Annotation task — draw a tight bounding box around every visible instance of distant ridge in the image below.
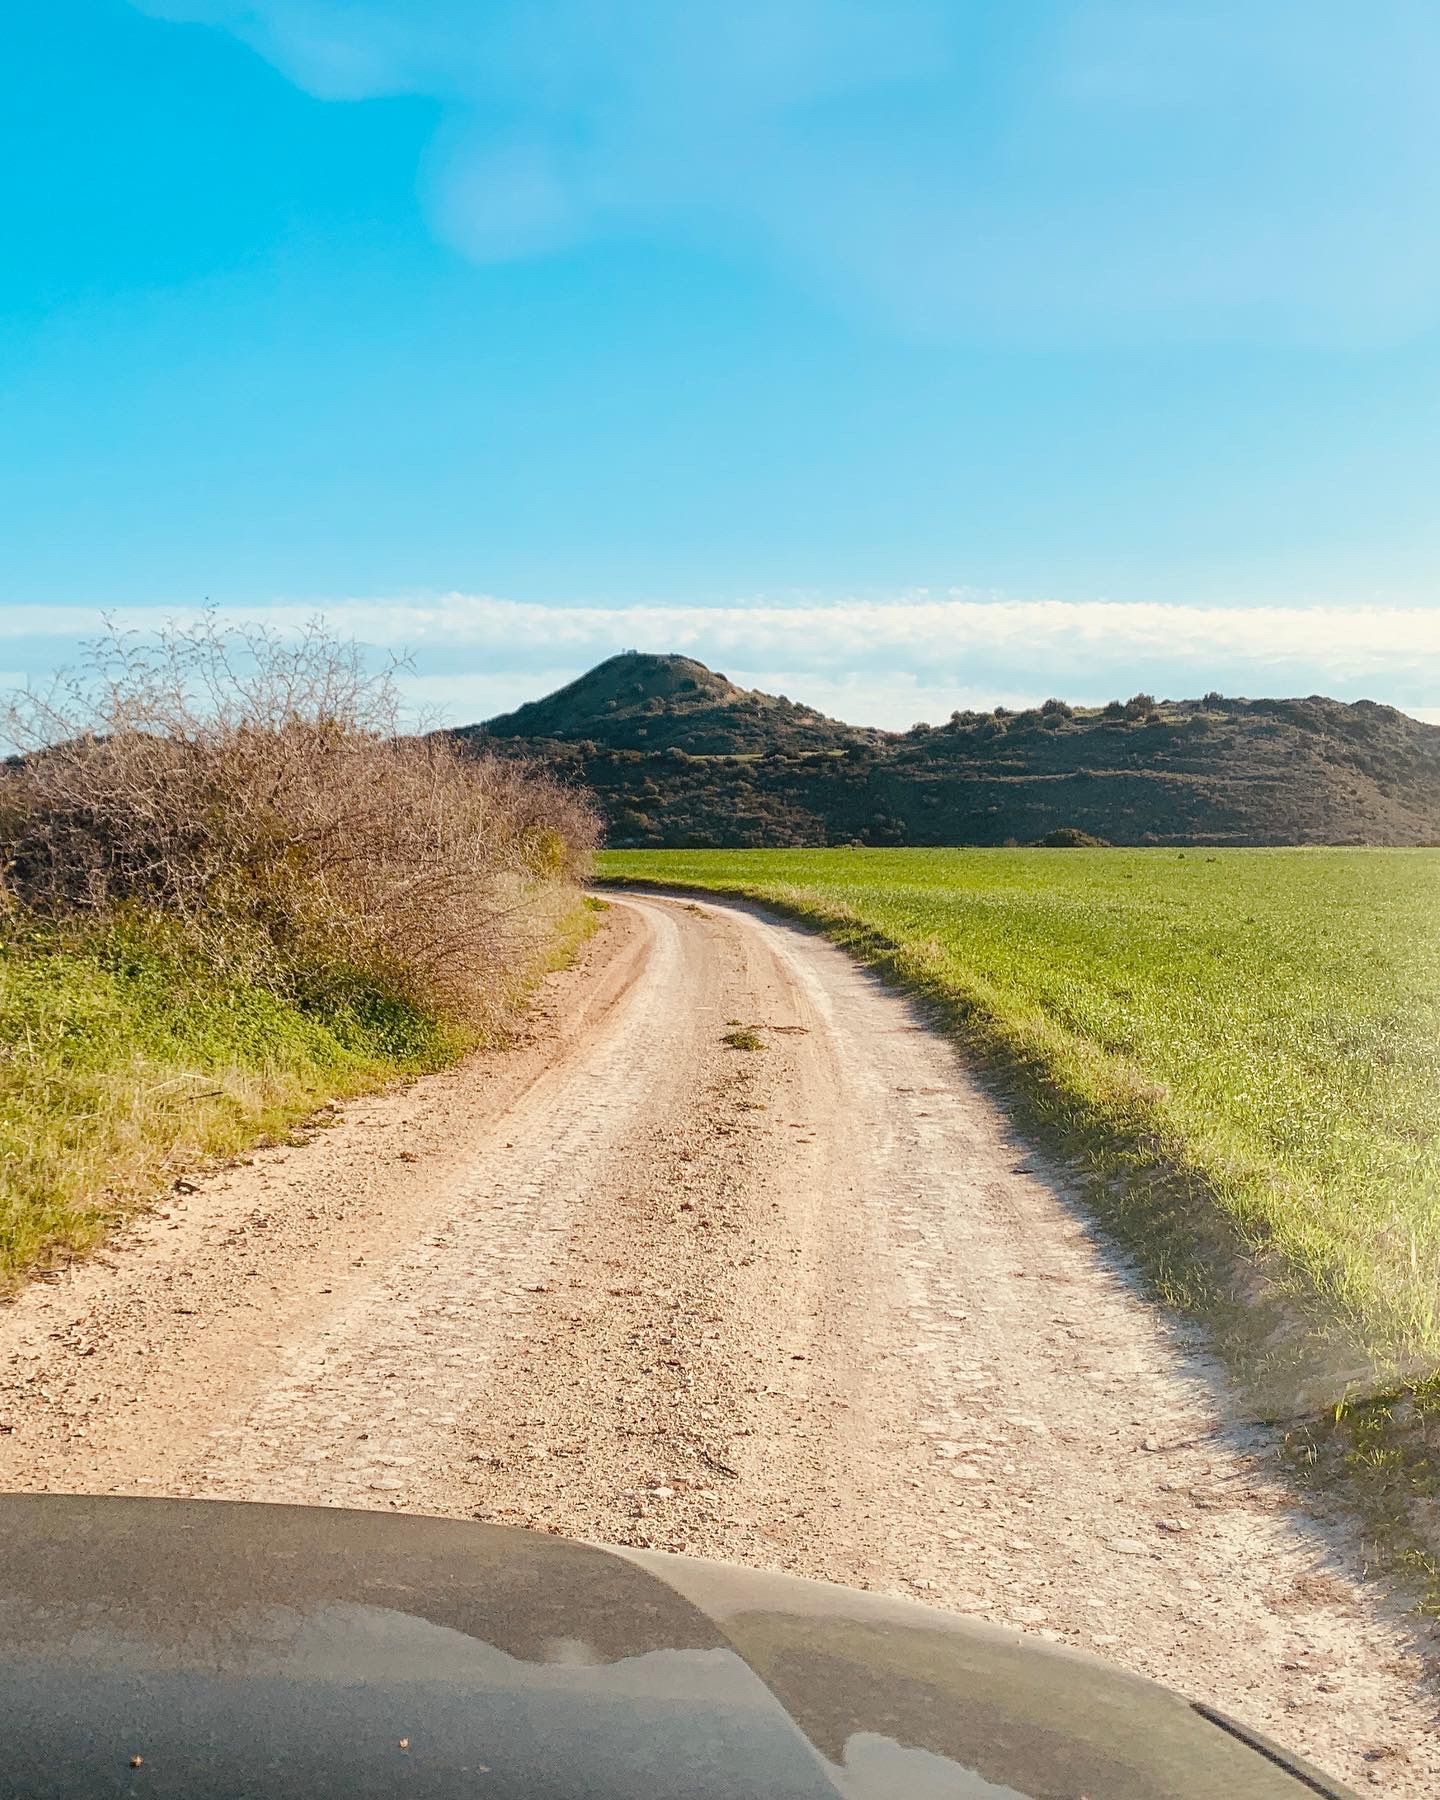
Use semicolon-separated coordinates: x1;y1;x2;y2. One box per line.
456;653;1440;849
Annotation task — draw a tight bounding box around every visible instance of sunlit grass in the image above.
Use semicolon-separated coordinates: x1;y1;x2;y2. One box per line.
0;898;600;1287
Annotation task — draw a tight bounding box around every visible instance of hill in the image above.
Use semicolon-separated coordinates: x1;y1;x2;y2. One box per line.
481;651;877;756
457;653;1440;848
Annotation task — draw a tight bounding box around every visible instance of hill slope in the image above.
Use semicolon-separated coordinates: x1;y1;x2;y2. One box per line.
459;654;1440;848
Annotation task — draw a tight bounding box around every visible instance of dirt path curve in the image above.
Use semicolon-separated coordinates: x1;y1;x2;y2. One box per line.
1;892;1434;1791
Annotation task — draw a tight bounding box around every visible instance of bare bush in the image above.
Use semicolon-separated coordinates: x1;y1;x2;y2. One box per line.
0;618;599;1024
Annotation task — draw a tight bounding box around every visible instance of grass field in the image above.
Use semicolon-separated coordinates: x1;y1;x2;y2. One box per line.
600;848;1440;1397
0;904;597;1288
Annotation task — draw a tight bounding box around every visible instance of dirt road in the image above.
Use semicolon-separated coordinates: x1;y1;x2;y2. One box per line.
1;893;1434;1791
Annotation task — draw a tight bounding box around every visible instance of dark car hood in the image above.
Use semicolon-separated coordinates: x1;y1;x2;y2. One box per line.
0;1496;1350;1799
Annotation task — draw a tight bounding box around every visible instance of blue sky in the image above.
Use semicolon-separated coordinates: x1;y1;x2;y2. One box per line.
4;0;1439;726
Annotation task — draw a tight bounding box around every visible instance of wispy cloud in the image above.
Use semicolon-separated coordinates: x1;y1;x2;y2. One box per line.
131;1;1440;343
6;594;1437;730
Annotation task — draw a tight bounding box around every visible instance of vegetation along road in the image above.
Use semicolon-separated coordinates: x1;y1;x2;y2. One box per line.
1;889;1434;1793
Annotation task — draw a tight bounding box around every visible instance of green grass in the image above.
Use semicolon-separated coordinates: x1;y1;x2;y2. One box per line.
0;900;599;1288
600;848;1440;1389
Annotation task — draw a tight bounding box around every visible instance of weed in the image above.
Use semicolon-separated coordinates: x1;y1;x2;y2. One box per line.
722;1027;765;1052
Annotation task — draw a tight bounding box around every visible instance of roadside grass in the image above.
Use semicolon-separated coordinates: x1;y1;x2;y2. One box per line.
599;847;1440;1592
0;898;601;1290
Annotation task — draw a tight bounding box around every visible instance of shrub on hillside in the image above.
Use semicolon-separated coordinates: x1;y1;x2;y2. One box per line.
0;619;598;1027
1033;826;1112;847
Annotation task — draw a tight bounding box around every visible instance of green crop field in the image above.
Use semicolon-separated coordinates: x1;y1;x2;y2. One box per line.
600;848;1440;1390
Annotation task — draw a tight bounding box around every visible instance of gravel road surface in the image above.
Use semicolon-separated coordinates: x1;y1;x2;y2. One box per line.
1;892;1434;1792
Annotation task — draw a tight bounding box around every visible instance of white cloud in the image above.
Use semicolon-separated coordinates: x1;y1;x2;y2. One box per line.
7;593;1436;730
271;590;1440;681
709;670;1045;732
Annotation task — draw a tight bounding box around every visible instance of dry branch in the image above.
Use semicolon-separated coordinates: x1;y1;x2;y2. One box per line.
0;617;599;1026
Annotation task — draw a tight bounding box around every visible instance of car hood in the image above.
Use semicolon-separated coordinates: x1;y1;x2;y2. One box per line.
0;1496;1351;1799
